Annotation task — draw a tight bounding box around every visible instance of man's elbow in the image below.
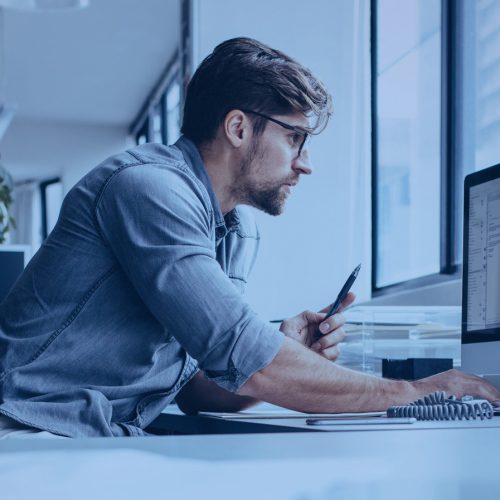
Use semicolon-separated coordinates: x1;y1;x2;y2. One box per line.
175;396;200;416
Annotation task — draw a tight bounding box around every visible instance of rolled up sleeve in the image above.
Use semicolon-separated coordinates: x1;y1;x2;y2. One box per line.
95;163;283;392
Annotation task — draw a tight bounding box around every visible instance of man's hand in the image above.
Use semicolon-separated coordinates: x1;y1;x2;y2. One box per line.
279;292;355;361
412;369;500;405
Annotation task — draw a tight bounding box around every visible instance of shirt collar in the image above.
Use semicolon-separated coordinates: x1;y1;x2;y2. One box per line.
174;136;240;239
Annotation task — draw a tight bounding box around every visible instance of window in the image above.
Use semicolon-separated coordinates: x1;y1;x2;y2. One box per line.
165;79;181;145
40;178;63;240
130;54;182;147
373;0;442;288
372;0;500;293
131;1;189;147
454;0;500;262
150;103;163;144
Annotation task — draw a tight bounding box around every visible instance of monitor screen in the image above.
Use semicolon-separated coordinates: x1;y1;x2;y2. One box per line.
0;246;28;304
462;163;500;343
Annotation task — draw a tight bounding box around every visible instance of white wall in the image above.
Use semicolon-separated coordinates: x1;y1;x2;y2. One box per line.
2;118;131;193
2;117;131;251
193;0;372;319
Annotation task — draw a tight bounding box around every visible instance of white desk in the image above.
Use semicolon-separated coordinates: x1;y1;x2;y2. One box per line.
1;415;499;499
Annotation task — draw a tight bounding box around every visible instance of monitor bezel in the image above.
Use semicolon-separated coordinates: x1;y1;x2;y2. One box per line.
462;162;500;344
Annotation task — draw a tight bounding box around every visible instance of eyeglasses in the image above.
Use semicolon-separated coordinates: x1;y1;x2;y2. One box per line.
241;109;310;157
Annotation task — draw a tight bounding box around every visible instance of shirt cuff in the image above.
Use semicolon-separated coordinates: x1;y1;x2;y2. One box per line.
203;320;284;393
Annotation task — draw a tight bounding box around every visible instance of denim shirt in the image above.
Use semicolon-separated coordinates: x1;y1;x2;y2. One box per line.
0;137;283;437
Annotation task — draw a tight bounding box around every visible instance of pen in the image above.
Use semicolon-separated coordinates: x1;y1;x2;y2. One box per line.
306;417;416;426
314;263;361;340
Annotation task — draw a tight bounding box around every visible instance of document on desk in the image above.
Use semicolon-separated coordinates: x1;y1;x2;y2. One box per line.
199;402;385;420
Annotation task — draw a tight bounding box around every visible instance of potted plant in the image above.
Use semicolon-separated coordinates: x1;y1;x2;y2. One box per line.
0;162;15;244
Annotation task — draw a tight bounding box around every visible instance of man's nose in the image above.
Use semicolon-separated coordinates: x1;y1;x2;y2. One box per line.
293;148;312;175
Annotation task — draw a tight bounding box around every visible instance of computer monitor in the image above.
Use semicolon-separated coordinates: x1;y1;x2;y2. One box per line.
0;245;29;304
461;163;500;389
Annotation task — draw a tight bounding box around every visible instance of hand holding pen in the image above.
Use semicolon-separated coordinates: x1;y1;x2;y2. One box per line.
311;264;361;357
278;264;360;362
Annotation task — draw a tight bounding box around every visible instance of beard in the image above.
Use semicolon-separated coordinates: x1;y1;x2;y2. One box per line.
232;138;294;216
240;183;288;216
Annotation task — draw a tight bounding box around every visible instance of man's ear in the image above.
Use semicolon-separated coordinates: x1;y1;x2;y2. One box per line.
223;110;250;148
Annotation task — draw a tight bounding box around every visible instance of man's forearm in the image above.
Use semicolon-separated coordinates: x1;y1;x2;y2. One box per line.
238;337;418;413
180;335;499;416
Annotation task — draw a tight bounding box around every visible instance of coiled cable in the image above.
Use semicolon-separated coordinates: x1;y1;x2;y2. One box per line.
387;392;494;421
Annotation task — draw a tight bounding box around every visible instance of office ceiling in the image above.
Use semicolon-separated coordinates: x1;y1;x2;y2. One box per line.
0;0;180;126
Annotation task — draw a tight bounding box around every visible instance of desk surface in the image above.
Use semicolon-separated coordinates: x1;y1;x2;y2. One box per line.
1;417;499;458
149;401;500;434
1;417;499;499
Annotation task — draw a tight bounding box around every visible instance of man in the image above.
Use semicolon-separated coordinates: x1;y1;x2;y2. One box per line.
0;38;498;438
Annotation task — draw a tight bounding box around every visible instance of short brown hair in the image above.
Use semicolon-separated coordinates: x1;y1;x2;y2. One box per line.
181;37;332;145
